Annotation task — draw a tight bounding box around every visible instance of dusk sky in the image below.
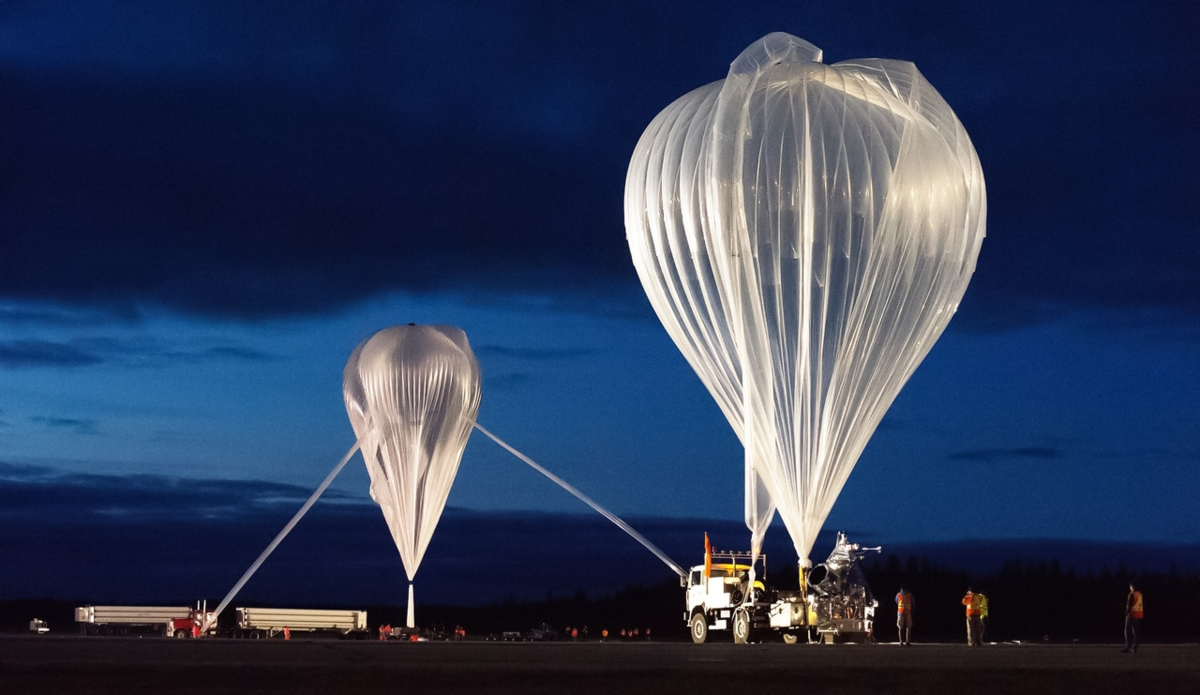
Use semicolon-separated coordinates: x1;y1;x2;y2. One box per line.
2;1;1198;604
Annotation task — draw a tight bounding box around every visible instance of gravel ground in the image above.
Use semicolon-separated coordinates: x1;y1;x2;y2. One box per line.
2;636;1197;694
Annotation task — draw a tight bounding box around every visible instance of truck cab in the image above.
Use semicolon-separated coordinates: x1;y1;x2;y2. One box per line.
685;552;772;644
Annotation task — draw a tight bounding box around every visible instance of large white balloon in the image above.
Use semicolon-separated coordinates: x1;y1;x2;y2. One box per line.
623;70;776;556
343;324;481;626
625;33;985;568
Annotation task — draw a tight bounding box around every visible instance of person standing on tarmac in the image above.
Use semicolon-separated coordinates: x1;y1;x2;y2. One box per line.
976;591;989;644
962;589;982;646
895;586;914;646
1122;582;1144;653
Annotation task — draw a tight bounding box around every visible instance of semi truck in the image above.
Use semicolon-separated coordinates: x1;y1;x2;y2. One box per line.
75;605;213;638
232;607;369;639
685;531;880;644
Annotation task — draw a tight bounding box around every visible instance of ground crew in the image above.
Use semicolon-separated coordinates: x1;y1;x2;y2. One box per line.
962;589;982;646
976;592;989;643
895;586;914;646
283;625;290;641
1122;582;1143;653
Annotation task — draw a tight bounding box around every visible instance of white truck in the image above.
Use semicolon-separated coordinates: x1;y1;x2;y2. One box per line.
75;605;213;638
232;607;369;639
685;532;880;644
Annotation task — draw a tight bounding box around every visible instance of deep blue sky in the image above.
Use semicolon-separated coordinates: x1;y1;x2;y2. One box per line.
2;1;1198;603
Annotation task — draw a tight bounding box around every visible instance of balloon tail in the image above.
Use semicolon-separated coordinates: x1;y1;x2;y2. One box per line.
407;583;416;629
472;422;685;577
203;437;363;632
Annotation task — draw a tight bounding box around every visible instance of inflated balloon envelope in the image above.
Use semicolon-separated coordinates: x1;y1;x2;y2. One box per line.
343;324;482;628
206;322;679;635
626;33;985;574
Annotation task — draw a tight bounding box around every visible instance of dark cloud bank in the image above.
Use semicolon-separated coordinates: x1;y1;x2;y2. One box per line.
2;1;1197;327
0;335;277;369
2;462;1193;606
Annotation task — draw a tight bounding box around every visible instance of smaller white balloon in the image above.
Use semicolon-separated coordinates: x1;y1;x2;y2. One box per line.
343;324;481;626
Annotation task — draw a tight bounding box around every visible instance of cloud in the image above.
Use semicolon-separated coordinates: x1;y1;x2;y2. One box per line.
1;1;1196;328
482;371;536;391
160;344;277;364
476;345;603;361
0;52;632;319
0;302;144;327
0;340;104;368
947;447;1063;464
0;460;357;521
0;336;276;370
29;416;100;435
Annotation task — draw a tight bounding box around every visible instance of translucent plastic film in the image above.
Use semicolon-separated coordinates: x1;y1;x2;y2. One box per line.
623;75;776;557
625;33;985;566
343;325;481;613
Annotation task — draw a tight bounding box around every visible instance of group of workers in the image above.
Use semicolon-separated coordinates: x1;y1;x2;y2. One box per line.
578;626;651;641
960;588;990;646
893;582;1143;650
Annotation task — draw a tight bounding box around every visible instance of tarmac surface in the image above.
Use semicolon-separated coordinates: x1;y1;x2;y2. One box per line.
2;636;1198;694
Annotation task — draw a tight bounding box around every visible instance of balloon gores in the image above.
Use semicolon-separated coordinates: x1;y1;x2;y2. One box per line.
625;32;986;570
343;324;482;628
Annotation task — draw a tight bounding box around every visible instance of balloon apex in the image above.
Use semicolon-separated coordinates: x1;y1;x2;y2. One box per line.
730;32;823;79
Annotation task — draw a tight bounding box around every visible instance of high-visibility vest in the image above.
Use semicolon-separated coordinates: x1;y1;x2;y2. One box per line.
1130;591;1144;619
896;592;912;613
962;593;979;616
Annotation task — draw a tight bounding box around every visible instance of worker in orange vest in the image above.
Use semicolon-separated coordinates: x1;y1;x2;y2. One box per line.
1122;582;1144;653
895;586;914;646
283;625;290;641
962;589;982;646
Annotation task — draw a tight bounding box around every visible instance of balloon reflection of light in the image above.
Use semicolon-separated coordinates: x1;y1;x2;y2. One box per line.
626;33;985;577
344;324;481;629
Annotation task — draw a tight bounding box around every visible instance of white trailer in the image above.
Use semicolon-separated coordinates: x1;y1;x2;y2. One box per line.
75;605;208;637
234;607;368;639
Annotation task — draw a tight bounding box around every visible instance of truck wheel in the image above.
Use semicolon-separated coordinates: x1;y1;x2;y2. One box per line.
174;630;188;639
782;633;798;645
732;608;751;645
251;630;264;640
689;613;708;644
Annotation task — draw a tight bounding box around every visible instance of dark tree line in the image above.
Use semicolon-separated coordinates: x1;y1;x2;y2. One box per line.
863;555;1199;644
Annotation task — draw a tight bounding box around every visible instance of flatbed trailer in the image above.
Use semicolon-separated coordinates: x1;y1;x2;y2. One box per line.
233;607;369;639
75;605;209;638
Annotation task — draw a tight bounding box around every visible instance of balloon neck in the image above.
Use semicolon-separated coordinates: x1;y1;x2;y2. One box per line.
406;583;415;629
798;558;812;593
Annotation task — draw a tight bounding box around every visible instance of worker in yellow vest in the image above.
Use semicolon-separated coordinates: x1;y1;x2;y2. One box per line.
976;592;989;644
1122;582;1144;653
894;587;914;646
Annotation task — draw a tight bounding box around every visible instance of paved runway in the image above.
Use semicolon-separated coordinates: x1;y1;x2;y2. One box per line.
2;636;1197;694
